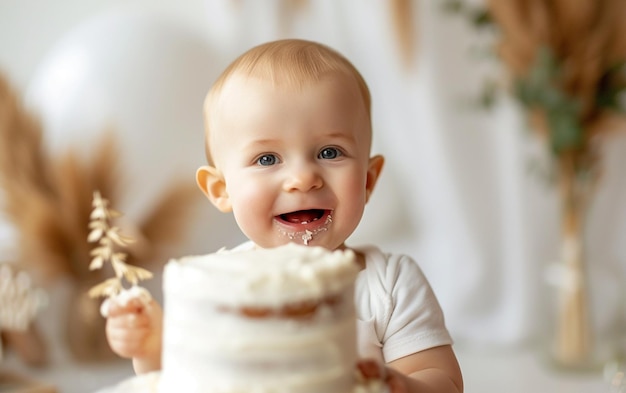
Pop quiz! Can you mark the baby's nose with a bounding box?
[283,165,323,192]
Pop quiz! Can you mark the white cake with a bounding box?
[158,243,363,393]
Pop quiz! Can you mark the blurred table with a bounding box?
[1,354,133,393]
[2,346,611,393]
[0,370,57,393]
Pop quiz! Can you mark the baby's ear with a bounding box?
[365,155,384,202]
[196,166,232,212]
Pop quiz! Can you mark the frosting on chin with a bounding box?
[275,212,333,246]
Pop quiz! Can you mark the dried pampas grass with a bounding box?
[136,180,201,263]
[390,0,417,69]
[451,0,626,367]
[486,0,626,155]
[0,72,205,362]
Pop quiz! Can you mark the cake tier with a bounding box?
[159,244,360,393]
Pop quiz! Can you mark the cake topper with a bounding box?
[87,191,153,300]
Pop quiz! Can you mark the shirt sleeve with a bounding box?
[359,247,453,363]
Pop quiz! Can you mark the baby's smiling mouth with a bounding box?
[278,209,327,224]
[274,209,333,245]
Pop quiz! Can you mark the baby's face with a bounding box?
[206,72,381,250]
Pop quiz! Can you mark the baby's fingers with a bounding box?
[101,287,153,317]
[103,297,144,317]
[106,323,151,358]
[107,311,151,329]
[357,358,386,380]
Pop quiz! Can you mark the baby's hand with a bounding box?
[104,289,163,373]
[357,359,407,393]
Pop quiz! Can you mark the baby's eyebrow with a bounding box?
[242,138,281,150]
[320,132,357,144]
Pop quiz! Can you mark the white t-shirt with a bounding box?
[231,242,452,363]
[354,245,452,363]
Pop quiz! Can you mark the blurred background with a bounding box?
[1,0,625,392]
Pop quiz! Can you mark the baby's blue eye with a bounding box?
[319,147,341,160]
[257,154,278,166]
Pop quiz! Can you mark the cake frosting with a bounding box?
[158,243,362,393]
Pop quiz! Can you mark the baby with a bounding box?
[106,39,463,393]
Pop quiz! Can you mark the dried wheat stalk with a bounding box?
[87,191,152,299]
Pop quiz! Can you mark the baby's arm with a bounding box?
[387,345,463,393]
[358,345,462,393]
[105,297,164,374]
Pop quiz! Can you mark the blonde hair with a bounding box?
[202,39,372,164]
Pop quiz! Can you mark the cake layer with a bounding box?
[161,293,357,392]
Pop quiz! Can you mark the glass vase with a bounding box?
[543,156,624,371]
